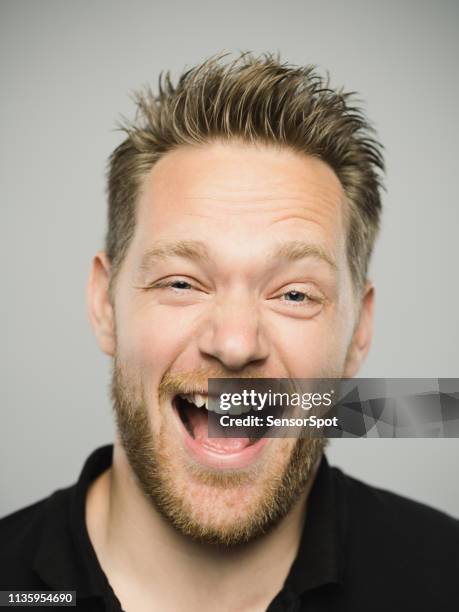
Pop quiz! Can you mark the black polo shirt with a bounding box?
[1,445,458,611]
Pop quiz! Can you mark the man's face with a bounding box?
[90,141,372,544]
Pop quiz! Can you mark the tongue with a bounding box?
[187,406,251,453]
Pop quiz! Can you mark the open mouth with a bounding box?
[172,392,268,468]
[175,393,210,440]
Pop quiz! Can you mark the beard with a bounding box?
[111,356,328,547]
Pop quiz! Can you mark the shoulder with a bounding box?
[334,465,459,539]
[331,466,459,598]
[0,486,74,545]
[0,489,72,588]
[0,496,51,551]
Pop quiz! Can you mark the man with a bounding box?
[1,53,458,611]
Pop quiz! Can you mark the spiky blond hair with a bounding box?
[106,52,384,292]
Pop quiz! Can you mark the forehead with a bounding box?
[134,141,347,258]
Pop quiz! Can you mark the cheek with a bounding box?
[268,312,350,377]
[114,300,199,374]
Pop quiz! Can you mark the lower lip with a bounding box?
[172,400,269,470]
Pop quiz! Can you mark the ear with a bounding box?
[343,281,375,378]
[86,251,116,356]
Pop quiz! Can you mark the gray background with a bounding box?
[1,0,458,518]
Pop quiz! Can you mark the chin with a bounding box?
[112,363,325,545]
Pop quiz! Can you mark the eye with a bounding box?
[283,290,307,303]
[270,285,325,317]
[145,277,197,292]
[141,276,208,307]
[168,280,193,291]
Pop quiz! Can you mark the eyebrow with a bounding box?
[271,240,337,270]
[138,239,337,271]
[139,240,211,272]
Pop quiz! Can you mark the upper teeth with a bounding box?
[177,392,252,414]
[179,393,209,410]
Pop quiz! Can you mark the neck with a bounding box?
[87,441,320,612]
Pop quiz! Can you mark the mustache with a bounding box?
[158,366,265,400]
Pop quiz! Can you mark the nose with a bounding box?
[197,293,269,371]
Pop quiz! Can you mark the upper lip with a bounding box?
[172,389,223,399]
[173,389,208,398]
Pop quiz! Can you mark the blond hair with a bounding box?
[106,52,384,292]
